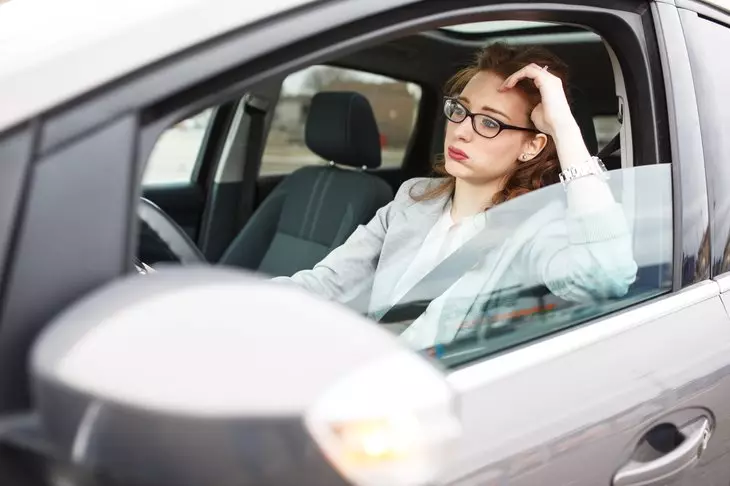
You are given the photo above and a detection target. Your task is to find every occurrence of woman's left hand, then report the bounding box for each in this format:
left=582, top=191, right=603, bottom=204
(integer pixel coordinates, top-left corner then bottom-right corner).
left=499, top=63, right=577, bottom=138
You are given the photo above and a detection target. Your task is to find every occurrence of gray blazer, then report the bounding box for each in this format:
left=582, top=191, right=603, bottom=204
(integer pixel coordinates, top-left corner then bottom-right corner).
left=277, top=177, right=638, bottom=338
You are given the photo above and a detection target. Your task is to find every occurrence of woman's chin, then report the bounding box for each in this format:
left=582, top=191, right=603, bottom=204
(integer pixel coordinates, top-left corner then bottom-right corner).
left=444, top=158, right=472, bottom=178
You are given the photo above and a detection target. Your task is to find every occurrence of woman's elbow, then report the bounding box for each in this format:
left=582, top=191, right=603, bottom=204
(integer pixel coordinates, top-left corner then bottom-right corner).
left=602, top=258, right=639, bottom=298
left=548, top=254, right=638, bottom=302
left=584, top=252, right=639, bottom=299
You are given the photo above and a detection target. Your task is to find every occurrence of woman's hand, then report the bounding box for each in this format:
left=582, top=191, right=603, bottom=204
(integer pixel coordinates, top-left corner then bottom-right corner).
left=499, top=63, right=577, bottom=138
left=500, top=63, right=614, bottom=211
left=500, top=62, right=591, bottom=170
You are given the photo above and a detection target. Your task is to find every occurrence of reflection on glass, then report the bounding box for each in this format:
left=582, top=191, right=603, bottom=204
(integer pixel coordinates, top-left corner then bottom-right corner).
left=374, top=165, right=673, bottom=368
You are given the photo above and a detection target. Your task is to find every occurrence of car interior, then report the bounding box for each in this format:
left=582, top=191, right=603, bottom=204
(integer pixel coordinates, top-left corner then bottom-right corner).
left=138, top=20, right=628, bottom=280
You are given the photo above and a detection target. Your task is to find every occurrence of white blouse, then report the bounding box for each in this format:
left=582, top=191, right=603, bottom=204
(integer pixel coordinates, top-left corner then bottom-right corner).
left=393, top=200, right=488, bottom=349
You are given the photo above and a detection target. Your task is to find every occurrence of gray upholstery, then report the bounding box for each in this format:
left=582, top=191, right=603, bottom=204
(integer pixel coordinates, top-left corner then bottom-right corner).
left=220, top=92, right=394, bottom=276
left=306, top=92, right=382, bottom=169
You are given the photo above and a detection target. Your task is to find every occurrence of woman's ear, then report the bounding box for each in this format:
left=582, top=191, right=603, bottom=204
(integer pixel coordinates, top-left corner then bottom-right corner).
left=522, top=134, right=548, bottom=161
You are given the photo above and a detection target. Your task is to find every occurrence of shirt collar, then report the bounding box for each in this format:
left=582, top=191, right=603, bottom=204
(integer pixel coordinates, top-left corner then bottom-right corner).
left=443, top=199, right=489, bottom=232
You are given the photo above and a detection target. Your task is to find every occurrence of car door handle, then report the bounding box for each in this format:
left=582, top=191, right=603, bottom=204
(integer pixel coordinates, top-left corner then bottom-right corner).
left=613, top=417, right=711, bottom=486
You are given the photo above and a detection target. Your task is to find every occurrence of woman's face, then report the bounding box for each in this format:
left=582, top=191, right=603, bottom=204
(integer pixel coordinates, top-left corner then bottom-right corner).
left=443, top=70, right=538, bottom=185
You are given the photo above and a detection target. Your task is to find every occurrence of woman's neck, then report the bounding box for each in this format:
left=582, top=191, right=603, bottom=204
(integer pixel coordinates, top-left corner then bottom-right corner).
left=451, top=178, right=499, bottom=223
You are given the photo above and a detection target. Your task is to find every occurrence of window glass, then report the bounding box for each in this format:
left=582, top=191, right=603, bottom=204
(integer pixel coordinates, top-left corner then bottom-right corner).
left=684, top=16, right=730, bottom=275
left=260, top=66, right=421, bottom=176
left=144, top=108, right=214, bottom=185
left=371, top=165, right=673, bottom=368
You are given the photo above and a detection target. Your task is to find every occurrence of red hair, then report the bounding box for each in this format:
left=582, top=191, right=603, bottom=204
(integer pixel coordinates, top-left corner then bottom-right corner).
left=415, top=42, right=570, bottom=206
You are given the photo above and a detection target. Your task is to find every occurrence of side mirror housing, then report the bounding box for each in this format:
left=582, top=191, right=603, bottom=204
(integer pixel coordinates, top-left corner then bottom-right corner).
left=31, top=268, right=460, bottom=486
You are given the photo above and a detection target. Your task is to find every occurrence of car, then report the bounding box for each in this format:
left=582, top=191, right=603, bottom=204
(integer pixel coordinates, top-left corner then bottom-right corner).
left=2, top=0, right=730, bottom=485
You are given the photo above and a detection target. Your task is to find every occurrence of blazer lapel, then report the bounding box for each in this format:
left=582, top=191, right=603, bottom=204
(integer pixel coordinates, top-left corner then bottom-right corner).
left=368, top=193, right=449, bottom=317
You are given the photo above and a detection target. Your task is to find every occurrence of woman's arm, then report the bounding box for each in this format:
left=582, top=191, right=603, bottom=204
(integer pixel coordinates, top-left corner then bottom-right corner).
left=501, top=63, right=616, bottom=215
left=273, top=213, right=386, bottom=303
left=501, top=64, right=637, bottom=300
left=522, top=208, right=638, bottom=301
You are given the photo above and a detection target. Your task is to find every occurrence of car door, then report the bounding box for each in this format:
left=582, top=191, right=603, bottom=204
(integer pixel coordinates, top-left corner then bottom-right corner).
left=408, top=157, right=727, bottom=486
left=2, top=2, right=730, bottom=486
left=431, top=3, right=730, bottom=485
left=680, top=6, right=730, bottom=474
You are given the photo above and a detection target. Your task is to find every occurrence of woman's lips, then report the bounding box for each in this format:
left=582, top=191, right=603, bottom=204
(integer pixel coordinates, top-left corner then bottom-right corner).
left=447, top=146, right=469, bottom=161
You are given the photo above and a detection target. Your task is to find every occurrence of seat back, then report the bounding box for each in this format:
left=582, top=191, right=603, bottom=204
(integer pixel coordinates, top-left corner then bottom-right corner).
left=220, top=92, right=393, bottom=276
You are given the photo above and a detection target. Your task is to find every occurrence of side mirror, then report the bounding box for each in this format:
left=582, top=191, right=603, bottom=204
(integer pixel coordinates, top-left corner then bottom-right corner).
left=31, top=268, right=460, bottom=486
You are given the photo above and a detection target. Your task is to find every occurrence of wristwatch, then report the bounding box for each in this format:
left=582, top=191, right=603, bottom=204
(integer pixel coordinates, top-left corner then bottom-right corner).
left=558, top=156, right=609, bottom=187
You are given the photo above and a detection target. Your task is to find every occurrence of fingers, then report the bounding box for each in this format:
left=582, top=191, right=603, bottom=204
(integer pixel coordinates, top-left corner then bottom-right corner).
left=499, top=63, right=558, bottom=91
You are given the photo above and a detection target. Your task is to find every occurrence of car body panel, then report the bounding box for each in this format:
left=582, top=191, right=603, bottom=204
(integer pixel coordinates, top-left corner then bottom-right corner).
left=438, top=3, right=730, bottom=485
left=0, top=0, right=429, bottom=139
left=0, top=117, right=137, bottom=411
left=445, top=282, right=730, bottom=485
left=0, top=0, right=321, bottom=132
left=1, top=0, right=730, bottom=484
left=679, top=8, right=730, bottom=277
left=0, top=127, right=33, bottom=287
left=653, top=1, right=712, bottom=287
left=702, top=0, right=730, bottom=14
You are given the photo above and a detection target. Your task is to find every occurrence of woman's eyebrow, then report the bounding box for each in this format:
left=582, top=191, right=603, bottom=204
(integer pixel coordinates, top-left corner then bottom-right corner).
left=457, top=95, right=511, bottom=121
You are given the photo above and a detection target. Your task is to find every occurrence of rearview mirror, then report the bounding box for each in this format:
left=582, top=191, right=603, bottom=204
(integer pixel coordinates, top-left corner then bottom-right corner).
left=31, top=268, right=460, bottom=486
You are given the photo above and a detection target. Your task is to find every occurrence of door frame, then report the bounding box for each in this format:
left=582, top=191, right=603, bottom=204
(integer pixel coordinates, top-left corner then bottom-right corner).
left=0, top=0, right=676, bottom=414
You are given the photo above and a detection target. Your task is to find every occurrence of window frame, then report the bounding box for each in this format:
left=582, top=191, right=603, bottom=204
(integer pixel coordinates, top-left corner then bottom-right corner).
left=679, top=5, right=730, bottom=278
left=1, top=0, right=692, bottom=412
left=652, top=1, right=711, bottom=288
left=130, top=2, right=681, bottom=361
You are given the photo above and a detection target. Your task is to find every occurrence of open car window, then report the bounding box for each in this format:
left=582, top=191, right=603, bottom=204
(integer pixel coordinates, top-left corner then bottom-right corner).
left=260, top=65, right=422, bottom=175
left=144, top=108, right=214, bottom=186
left=371, top=165, right=673, bottom=367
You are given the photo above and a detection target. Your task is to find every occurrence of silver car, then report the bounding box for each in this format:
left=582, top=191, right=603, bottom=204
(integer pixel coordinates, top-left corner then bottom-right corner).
left=1, top=0, right=730, bottom=485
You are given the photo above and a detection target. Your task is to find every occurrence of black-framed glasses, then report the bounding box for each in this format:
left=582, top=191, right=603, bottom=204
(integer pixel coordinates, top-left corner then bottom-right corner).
left=443, top=97, right=540, bottom=139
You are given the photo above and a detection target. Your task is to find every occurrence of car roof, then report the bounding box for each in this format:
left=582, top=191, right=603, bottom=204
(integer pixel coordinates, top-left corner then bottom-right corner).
left=1, top=0, right=728, bottom=133
left=0, top=0, right=316, bottom=132
left=704, top=0, right=730, bottom=13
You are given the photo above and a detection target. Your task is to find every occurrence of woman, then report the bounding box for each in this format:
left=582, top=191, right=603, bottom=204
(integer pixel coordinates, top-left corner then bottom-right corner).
left=276, top=43, right=638, bottom=349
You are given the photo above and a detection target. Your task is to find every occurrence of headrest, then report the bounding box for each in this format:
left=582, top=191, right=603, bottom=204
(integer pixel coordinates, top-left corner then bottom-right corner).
left=305, top=91, right=382, bottom=169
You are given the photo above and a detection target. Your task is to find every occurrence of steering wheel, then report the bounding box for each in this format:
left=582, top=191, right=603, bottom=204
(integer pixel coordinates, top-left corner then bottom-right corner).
left=137, top=198, right=206, bottom=266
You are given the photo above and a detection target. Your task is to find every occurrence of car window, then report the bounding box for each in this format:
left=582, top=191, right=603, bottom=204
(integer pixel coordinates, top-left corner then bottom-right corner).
left=260, top=65, right=422, bottom=176
left=374, top=165, right=673, bottom=368
left=143, top=108, right=214, bottom=186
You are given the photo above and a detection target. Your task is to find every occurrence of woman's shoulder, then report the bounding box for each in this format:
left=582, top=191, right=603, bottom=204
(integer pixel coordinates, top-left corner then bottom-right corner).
left=394, top=177, right=449, bottom=204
